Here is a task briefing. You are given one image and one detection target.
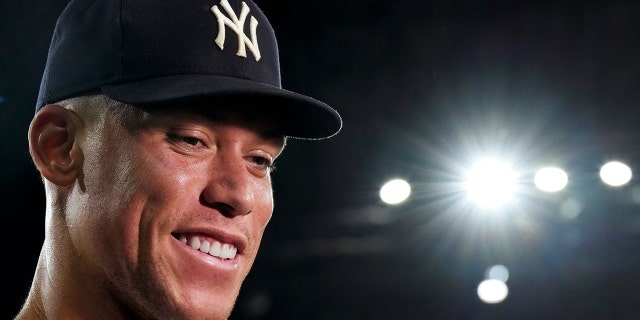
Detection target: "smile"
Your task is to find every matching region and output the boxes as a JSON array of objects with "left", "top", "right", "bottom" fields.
[{"left": 176, "top": 234, "right": 238, "bottom": 260}]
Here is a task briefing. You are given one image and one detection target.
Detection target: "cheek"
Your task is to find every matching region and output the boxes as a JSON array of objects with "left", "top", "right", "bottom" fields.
[
  {"left": 63, "top": 155, "right": 142, "bottom": 276},
  {"left": 80, "top": 132, "right": 154, "bottom": 238},
  {"left": 253, "top": 177, "right": 275, "bottom": 225}
]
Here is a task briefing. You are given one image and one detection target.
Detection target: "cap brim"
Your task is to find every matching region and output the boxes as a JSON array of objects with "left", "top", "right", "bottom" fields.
[{"left": 101, "top": 74, "right": 342, "bottom": 140}]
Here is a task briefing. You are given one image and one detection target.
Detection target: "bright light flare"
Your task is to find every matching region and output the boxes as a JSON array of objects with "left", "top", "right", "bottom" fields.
[
  {"left": 464, "top": 159, "right": 517, "bottom": 209},
  {"left": 534, "top": 167, "right": 568, "bottom": 192},
  {"left": 379, "top": 178, "right": 411, "bottom": 205},
  {"left": 477, "top": 279, "right": 509, "bottom": 304},
  {"left": 600, "top": 161, "right": 632, "bottom": 187}
]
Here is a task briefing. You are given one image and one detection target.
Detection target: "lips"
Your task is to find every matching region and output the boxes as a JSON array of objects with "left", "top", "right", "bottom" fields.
[{"left": 175, "top": 234, "right": 238, "bottom": 260}]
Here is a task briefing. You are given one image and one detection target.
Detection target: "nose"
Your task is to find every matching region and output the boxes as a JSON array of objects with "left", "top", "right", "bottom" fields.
[{"left": 200, "top": 152, "right": 255, "bottom": 217}]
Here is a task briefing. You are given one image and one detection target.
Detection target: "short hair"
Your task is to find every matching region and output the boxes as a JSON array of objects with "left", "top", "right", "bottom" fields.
[{"left": 54, "top": 94, "right": 145, "bottom": 133}]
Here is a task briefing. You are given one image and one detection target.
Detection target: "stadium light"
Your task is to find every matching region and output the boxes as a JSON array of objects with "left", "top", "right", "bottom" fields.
[
  {"left": 380, "top": 178, "right": 412, "bottom": 205},
  {"left": 600, "top": 161, "right": 632, "bottom": 187},
  {"left": 464, "top": 159, "right": 517, "bottom": 209},
  {"left": 534, "top": 166, "right": 568, "bottom": 192}
]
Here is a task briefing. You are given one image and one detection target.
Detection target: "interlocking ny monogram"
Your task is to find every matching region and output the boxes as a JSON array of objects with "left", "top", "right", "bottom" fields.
[{"left": 211, "top": 0, "right": 261, "bottom": 61}]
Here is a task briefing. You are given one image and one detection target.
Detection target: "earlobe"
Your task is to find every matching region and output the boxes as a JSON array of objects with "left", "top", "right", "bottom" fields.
[{"left": 29, "top": 104, "right": 83, "bottom": 186}]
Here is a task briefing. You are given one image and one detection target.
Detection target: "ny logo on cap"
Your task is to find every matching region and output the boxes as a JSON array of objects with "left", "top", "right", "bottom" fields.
[{"left": 211, "top": 0, "right": 261, "bottom": 61}]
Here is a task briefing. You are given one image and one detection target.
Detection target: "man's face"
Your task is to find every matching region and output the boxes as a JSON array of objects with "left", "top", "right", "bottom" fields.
[{"left": 68, "top": 104, "right": 285, "bottom": 319}]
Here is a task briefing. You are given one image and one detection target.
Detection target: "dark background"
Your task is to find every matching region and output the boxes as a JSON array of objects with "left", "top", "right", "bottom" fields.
[{"left": 4, "top": 0, "right": 640, "bottom": 319}]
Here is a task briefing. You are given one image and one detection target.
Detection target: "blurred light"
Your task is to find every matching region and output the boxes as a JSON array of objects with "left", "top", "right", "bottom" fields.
[
  {"left": 379, "top": 178, "right": 411, "bottom": 205},
  {"left": 485, "top": 264, "right": 509, "bottom": 282},
  {"left": 534, "top": 167, "right": 568, "bottom": 192},
  {"left": 559, "top": 198, "right": 583, "bottom": 221},
  {"left": 464, "top": 159, "right": 516, "bottom": 209},
  {"left": 631, "top": 186, "right": 640, "bottom": 205},
  {"left": 242, "top": 290, "right": 272, "bottom": 317},
  {"left": 477, "top": 279, "right": 509, "bottom": 304},
  {"left": 600, "top": 161, "right": 632, "bottom": 187}
]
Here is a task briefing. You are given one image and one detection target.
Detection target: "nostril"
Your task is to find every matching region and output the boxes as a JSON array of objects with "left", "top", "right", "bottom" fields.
[{"left": 199, "top": 194, "right": 238, "bottom": 217}]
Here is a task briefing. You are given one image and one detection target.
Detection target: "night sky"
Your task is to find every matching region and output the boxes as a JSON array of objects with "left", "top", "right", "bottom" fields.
[{"left": 3, "top": 0, "right": 640, "bottom": 319}]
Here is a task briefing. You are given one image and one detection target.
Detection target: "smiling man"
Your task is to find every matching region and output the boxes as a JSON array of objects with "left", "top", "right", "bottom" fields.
[{"left": 15, "top": 0, "right": 341, "bottom": 319}]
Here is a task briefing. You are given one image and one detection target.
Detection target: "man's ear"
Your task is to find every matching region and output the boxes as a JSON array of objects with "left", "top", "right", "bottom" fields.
[{"left": 29, "top": 104, "right": 83, "bottom": 186}]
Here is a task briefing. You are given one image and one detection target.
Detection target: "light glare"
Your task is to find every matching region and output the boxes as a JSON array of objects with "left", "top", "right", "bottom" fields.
[
  {"left": 600, "top": 161, "right": 632, "bottom": 187},
  {"left": 477, "top": 279, "right": 509, "bottom": 304},
  {"left": 379, "top": 179, "right": 411, "bottom": 205},
  {"left": 465, "top": 159, "right": 516, "bottom": 208},
  {"left": 534, "top": 167, "right": 568, "bottom": 192}
]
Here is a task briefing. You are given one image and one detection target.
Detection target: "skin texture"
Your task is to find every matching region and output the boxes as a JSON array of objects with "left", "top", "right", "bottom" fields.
[{"left": 17, "top": 95, "right": 286, "bottom": 320}]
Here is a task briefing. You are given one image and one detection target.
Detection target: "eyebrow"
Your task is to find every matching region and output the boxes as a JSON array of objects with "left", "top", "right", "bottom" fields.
[{"left": 140, "top": 101, "right": 290, "bottom": 140}]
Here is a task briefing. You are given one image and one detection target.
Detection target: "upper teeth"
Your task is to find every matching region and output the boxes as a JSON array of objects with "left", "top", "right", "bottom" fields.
[{"left": 179, "top": 235, "right": 237, "bottom": 260}]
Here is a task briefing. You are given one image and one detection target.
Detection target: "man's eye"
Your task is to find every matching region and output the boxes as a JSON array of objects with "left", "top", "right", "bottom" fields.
[
  {"left": 181, "top": 136, "right": 201, "bottom": 146},
  {"left": 250, "top": 156, "right": 276, "bottom": 172},
  {"left": 167, "top": 133, "right": 203, "bottom": 148}
]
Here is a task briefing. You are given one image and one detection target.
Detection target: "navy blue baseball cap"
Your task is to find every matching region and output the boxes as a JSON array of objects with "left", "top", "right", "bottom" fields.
[{"left": 36, "top": 0, "right": 341, "bottom": 139}]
